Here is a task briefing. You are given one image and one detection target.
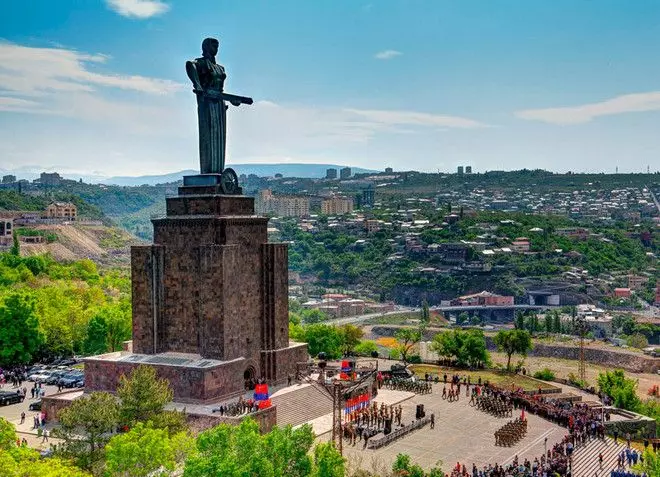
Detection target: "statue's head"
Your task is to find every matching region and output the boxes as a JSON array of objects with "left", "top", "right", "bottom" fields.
[{"left": 202, "top": 38, "right": 219, "bottom": 58}]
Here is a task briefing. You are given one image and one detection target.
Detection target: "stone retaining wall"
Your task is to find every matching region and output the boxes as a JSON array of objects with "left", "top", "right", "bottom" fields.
[
  {"left": 185, "top": 405, "right": 277, "bottom": 434},
  {"left": 371, "top": 326, "right": 659, "bottom": 374},
  {"left": 523, "top": 343, "right": 659, "bottom": 374}
]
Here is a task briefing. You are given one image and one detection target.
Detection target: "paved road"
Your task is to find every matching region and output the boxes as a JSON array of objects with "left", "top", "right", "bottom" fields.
[
  {"left": 647, "top": 184, "right": 660, "bottom": 215},
  {"left": 325, "top": 308, "right": 414, "bottom": 326},
  {"left": 0, "top": 383, "right": 61, "bottom": 450}
]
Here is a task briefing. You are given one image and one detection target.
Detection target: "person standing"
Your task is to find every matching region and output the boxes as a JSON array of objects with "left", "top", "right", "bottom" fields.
[
  {"left": 42, "top": 429, "right": 48, "bottom": 443},
  {"left": 20, "top": 412, "right": 25, "bottom": 425},
  {"left": 430, "top": 413, "right": 435, "bottom": 429}
]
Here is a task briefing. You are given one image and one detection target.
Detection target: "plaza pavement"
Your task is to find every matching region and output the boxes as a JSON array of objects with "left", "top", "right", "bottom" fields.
[
  {"left": 0, "top": 383, "right": 62, "bottom": 451},
  {"left": 319, "top": 381, "right": 569, "bottom": 472}
]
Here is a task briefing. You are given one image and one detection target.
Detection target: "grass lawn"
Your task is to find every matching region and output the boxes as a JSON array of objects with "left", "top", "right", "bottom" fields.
[{"left": 409, "top": 364, "right": 559, "bottom": 392}]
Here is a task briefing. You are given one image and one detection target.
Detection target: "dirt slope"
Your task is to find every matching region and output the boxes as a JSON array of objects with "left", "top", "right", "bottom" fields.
[{"left": 19, "top": 224, "right": 143, "bottom": 265}]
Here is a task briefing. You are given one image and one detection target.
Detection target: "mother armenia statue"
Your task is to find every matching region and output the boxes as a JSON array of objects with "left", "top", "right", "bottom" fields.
[{"left": 186, "top": 37, "right": 252, "bottom": 177}]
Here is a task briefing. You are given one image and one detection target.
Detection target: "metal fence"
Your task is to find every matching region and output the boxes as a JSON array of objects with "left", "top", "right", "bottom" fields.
[{"left": 367, "top": 416, "right": 431, "bottom": 449}]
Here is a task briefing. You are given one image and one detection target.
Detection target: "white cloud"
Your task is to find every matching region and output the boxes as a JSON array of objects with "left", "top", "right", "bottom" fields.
[
  {"left": 516, "top": 91, "right": 660, "bottom": 125},
  {"left": 345, "top": 108, "right": 488, "bottom": 129},
  {"left": 374, "top": 50, "right": 402, "bottom": 60},
  {"left": 0, "top": 42, "right": 187, "bottom": 136},
  {"left": 0, "top": 42, "right": 182, "bottom": 97},
  {"left": 105, "top": 0, "right": 170, "bottom": 19}
]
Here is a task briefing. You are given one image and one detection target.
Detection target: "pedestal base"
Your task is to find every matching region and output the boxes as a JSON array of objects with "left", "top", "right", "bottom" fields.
[{"left": 181, "top": 174, "right": 243, "bottom": 196}]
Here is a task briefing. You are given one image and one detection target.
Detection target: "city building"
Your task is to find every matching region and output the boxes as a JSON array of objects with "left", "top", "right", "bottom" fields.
[
  {"left": 655, "top": 286, "right": 660, "bottom": 305},
  {"left": 302, "top": 294, "right": 367, "bottom": 318},
  {"left": 361, "top": 186, "right": 375, "bottom": 207},
  {"left": 340, "top": 167, "right": 352, "bottom": 180},
  {"left": 38, "top": 172, "right": 63, "bottom": 186},
  {"left": 2, "top": 175, "right": 16, "bottom": 184},
  {"left": 627, "top": 274, "right": 648, "bottom": 290},
  {"left": 0, "top": 218, "right": 13, "bottom": 246},
  {"left": 364, "top": 219, "right": 381, "bottom": 234},
  {"left": 325, "top": 168, "right": 337, "bottom": 179},
  {"left": 385, "top": 167, "right": 393, "bottom": 173},
  {"left": 255, "top": 190, "right": 309, "bottom": 217},
  {"left": 511, "top": 238, "right": 531, "bottom": 253},
  {"left": 613, "top": 288, "right": 632, "bottom": 299},
  {"left": 457, "top": 166, "right": 464, "bottom": 175},
  {"left": 451, "top": 291, "right": 514, "bottom": 307},
  {"left": 44, "top": 202, "right": 77, "bottom": 220},
  {"left": 465, "top": 166, "right": 472, "bottom": 174},
  {"left": 321, "top": 197, "right": 354, "bottom": 215}
]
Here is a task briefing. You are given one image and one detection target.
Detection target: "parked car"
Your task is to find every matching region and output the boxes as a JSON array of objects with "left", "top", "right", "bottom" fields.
[
  {"left": 28, "top": 370, "right": 54, "bottom": 382},
  {"left": 29, "top": 399, "right": 42, "bottom": 411},
  {"left": 0, "top": 391, "right": 25, "bottom": 406},
  {"left": 59, "top": 372, "right": 84, "bottom": 388},
  {"left": 46, "top": 370, "right": 69, "bottom": 385}
]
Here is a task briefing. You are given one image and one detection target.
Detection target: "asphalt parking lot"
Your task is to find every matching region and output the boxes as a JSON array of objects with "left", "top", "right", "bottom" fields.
[{"left": 0, "top": 383, "right": 62, "bottom": 448}]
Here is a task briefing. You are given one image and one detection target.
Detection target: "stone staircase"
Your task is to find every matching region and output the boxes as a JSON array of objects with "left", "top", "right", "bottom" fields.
[
  {"left": 271, "top": 383, "right": 333, "bottom": 428},
  {"left": 571, "top": 437, "right": 630, "bottom": 477}
]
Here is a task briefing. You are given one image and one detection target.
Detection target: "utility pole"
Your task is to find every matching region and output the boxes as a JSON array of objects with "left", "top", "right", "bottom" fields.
[{"left": 577, "top": 315, "right": 586, "bottom": 383}]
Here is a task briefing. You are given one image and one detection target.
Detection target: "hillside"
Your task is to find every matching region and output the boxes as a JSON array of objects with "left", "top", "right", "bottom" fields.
[
  {"left": 103, "top": 163, "right": 378, "bottom": 185},
  {"left": 0, "top": 190, "right": 106, "bottom": 221},
  {"left": 18, "top": 223, "right": 143, "bottom": 265}
]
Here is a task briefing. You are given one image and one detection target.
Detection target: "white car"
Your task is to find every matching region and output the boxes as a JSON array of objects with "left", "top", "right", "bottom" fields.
[{"left": 28, "top": 371, "right": 53, "bottom": 382}]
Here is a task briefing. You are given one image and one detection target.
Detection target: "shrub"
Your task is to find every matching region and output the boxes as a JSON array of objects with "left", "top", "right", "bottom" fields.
[{"left": 533, "top": 368, "right": 556, "bottom": 381}]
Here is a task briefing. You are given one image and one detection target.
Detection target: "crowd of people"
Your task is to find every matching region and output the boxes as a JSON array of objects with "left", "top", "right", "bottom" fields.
[
  {"left": 343, "top": 402, "right": 405, "bottom": 448},
  {"left": 494, "top": 417, "right": 528, "bottom": 447},
  {"left": 384, "top": 377, "right": 432, "bottom": 394},
  {"left": 0, "top": 366, "right": 28, "bottom": 388},
  {"left": 444, "top": 382, "right": 649, "bottom": 477},
  {"left": 211, "top": 397, "right": 260, "bottom": 416}
]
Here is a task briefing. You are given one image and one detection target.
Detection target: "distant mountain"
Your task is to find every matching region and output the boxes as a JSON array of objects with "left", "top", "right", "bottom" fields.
[
  {"left": 100, "top": 170, "right": 198, "bottom": 186},
  {"left": 101, "top": 163, "right": 378, "bottom": 186}
]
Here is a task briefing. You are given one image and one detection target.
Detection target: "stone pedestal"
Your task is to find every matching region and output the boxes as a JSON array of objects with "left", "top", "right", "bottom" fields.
[{"left": 84, "top": 191, "right": 307, "bottom": 404}]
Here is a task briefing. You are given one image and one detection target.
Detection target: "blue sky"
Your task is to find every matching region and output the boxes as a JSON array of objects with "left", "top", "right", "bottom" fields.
[{"left": 1, "top": 0, "right": 660, "bottom": 177}]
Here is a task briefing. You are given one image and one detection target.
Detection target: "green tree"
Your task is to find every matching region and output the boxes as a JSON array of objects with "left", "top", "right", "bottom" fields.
[
  {"left": 116, "top": 365, "right": 175, "bottom": 429},
  {"left": 514, "top": 311, "right": 525, "bottom": 330},
  {"left": 300, "top": 309, "right": 328, "bottom": 324},
  {"left": 391, "top": 453, "right": 435, "bottom": 477},
  {"left": 394, "top": 328, "right": 422, "bottom": 365},
  {"left": 10, "top": 234, "right": 19, "bottom": 257},
  {"left": 184, "top": 419, "right": 318, "bottom": 477},
  {"left": 53, "top": 392, "right": 120, "bottom": 472},
  {"left": 552, "top": 312, "right": 562, "bottom": 333},
  {"left": 312, "top": 442, "right": 345, "bottom": 477},
  {"left": 83, "top": 314, "right": 108, "bottom": 355},
  {"left": 420, "top": 300, "right": 430, "bottom": 324},
  {"left": 597, "top": 369, "right": 641, "bottom": 411},
  {"left": 105, "top": 422, "right": 193, "bottom": 477},
  {"left": 0, "top": 446, "right": 93, "bottom": 477},
  {"left": 493, "top": 329, "right": 533, "bottom": 371},
  {"left": 338, "top": 324, "right": 363, "bottom": 355},
  {"left": 298, "top": 324, "right": 343, "bottom": 359},
  {"left": 0, "top": 293, "right": 43, "bottom": 366},
  {"left": 456, "top": 312, "right": 469, "bottom": 326},
  {"left": 626, "top": 332, "right": 648, "bottom": 349},
  {"left": 430, "top": 329, "right": 489, "bottom": 368},
  {"left": 0, "top": 418, "right": 16, "bottom": 450},
  {"left": 103, "top": 304, "right": 132, "bottom": 352},
  {"left": 354, "top": 340, "right": 378, "bottom": 356},
  {"left": 544, "top": 314, "right": 553, "bottom": 333},
  {"left": 633, "top": 448, "right": 660, "bottom": 477}
]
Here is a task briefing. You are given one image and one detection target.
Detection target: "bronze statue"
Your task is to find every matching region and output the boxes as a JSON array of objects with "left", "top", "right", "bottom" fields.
[{"left": 186, "top": 38, "right": 252, "bottom": 181}]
